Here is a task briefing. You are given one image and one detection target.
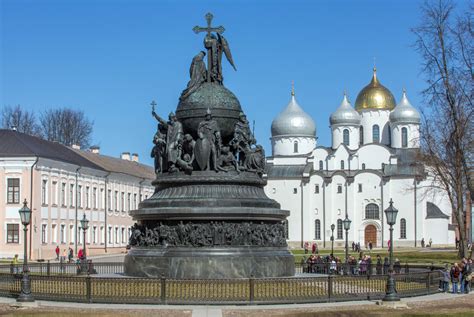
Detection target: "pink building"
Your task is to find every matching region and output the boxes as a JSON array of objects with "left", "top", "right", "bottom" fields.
[{"left": 0, "top": 129, "right": 154, "bottom": 260}]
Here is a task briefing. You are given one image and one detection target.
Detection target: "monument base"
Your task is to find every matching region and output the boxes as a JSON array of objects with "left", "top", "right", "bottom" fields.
[{"left": 124, "top": 246, "right": 295, "bottom": 278}]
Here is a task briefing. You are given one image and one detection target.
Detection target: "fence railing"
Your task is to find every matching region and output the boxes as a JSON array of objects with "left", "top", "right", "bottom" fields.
[{"left": 0, "top": 269, "right": 443, "bottom": 305}]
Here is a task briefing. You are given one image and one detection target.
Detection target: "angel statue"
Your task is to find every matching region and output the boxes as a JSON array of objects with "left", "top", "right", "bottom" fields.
[{"left": 193, "top": 12, "right": 236, "bottom": 85}]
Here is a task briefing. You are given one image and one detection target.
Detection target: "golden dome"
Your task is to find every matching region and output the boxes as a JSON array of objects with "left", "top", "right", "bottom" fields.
[{"left": 355, "top": 67, "right": 396, "bottom": 111}]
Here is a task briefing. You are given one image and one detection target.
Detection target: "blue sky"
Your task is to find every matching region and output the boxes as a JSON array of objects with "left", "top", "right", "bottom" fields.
[{"left": 0, "top": 0, "right": 460, "bottom": 165}]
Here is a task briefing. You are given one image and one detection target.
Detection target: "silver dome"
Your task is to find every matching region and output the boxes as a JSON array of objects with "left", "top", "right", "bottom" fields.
[
  {"left": 271, "top": 93, "right": 316, "bottom": 137},
  {"left": 330, "top": 94, "right": 361, "bottom": 126},
  {"left": 389, "top": 90, "right": 420, "bottom": 124}
]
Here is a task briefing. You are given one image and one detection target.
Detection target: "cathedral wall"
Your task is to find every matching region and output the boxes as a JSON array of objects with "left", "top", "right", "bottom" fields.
[
  {"left": 390, "top": 124, "right": 420, "bottom": 149},
  {"left": 359, "top": 110, "right": 391, "bottom": 145},
  {"left": 357, "top": 145, "right": 391, "bottom": 170},
  {"left": 271, "top": 136, "right": 316, "bottom": 157},
  {"left": 331, "top": 125, "right": 360, "bottom": 150}
]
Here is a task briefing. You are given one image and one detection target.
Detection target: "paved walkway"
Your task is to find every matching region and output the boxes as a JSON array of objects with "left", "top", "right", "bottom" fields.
[{"left": 1, "top": 292, "right": 470, "bottom": 317}]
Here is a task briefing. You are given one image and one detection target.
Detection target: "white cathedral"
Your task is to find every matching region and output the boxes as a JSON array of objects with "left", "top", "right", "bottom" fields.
[{"left": 264, "top": 68, "right": 455, "bottom": 249}]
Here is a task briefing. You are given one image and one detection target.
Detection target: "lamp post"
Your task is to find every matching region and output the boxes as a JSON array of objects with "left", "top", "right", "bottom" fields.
[
  {"left": 79, "top": 214, "right": 89, "bottom": 274},
  {"left": 343, "top": 216, "right": 351, "bottom": 274},
  {"left": 17, "top": 199, "right": 34, "bottom": 302},
  {"left": 330, "top": 223, "right": 335, "bottom": 256},
  {"left": 383, "top": 199, "right": 400, "bottom": 302}
]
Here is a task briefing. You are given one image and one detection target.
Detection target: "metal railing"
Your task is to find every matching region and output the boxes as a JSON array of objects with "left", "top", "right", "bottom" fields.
[{"left": 0, "top": 267, "right": 444, "bottom": 305}]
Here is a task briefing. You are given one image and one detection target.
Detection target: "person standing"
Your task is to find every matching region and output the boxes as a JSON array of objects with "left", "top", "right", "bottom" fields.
[
  {"left": 68, "top": 247, "right": 74, "bottom": 263},
  {"left": 428, "top": 238, "right": 432, "bottom": 248},
  {"left": 55, "top": 245, "right": 60, "bottom": 260},
  {"left": 461, "top": 259, "right": 471, "bottom": 294},
  {"left": 11, "top": 254, "right": 19, "bottom": 274},
  {"left": 450, "top": 263, "right": 461, "bottom": 293},
  {"left": 376, "top": 255, "right": 382, "bottom": 275},
  {"left": 304, "top": 241, "right": 309, "bottom": 254},
  {"left": 421, "top": 238, "right": 425, "bottom": 248}
]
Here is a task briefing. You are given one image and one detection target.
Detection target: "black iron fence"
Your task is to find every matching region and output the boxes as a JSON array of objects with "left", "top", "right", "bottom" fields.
[{"left": 0, "top": 264, "right": 444, "bottom": 305}]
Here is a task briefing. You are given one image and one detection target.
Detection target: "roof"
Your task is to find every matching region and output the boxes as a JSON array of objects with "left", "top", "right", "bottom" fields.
[
  {"left": 0, "top": 129, "right": 155, "bottom": 180},
  {"left": 73, "top": 150, "right": 155, "bottom": 180},
  {"left": 266, "top": 165, "right": 307, "bottom": 178},
  {"left": 271, "top": 93, "right": 316, "bottom": 137},
  {"left": 426, "top": 202, "right": 449, "bottom": 219},
  {"left": 0, "top": 129, "right": 101, "bottom": 169}
]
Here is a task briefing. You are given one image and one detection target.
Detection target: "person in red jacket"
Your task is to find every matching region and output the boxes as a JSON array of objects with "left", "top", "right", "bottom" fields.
[
  {"left": 55, "top": 245, "right": 60, "bottom": 260},
  {"left": 78, "top": 248, "right": 84, "bottom": 260}
]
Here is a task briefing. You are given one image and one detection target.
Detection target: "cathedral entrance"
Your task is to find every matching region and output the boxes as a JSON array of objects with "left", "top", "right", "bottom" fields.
[{"left": 364, "top": 225, "right": 377, "bottom": 247}]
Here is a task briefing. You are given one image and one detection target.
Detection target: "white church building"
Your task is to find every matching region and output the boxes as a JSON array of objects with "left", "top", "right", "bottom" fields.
[{"left": 264, "top": 68, "right": 455, "bottom": 249}]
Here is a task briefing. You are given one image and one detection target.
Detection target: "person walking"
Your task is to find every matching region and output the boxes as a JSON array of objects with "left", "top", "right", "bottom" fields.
[
  {"left": 450, "top": 263, "right": 461, "bottom": 293},
  {"left": 441, "top": 264, "right": 450, "bottom": 292},
  {"left": 55, "top": 245, "right": 60, "bottom": 260},
  {"left": 368, "top": 241, "right": 373, "bottom": 251},
  {"left": 461, "top": 259, "right": 471, "bottom": 294},
  {"left": 383, "top": 257, "right": 389, "bottom": 275},
  {"left": 421, "top": 238, "right": 425, "bottom": 248},
  {"left": 376, "top": 255, "right": 382, "bottom": 275},
  {"left": 11, "top": 254, "right": 19, "bottom": 274}
]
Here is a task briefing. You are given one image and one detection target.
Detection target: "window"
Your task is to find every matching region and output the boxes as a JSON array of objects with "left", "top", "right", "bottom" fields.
[
  {"left": 78, "top": 185, "right": 82, "bottom": 208},
  {"left": 42, "top": 179, "right": 48, "bottom": 205},
  {"left": 293, "top": 188, "right": 298, "bottom": 194},
  {"left": 284, "top": 220, "right": 289, "bottom": 239},
  {"left": 100, "top": 226, "right": 104, "bottom": 244},
  {"left": 85, "top": 186, "right": 90, "bottom": 209},
  {"left": 362, "top": 163, "right": 366, "bottom": 170},
  {"left": 69, "top": 225, "right": 75, "bottom": 243},
  {"left": 7, "top": 178, "right": 20, "bottom": 204},
  {"left": 402, "top": 127, "right": 408, "bottom": 148},
  {"left": 93, "top": 226, "right": 97, "bottom": 244},
  {"left": 121, "top": 192, "right": 125, "bottom": 212},
  {"left": 127, "top": 193, "right": 131, "bottom": 211},
  {"left": 51, "top": 224, "right": 57, "bottom": 243},
  {"left": 99, "top": 188, "right": 104, "bottom": 209},
  {"left": 360, "top": 126, "right": 364, "bottom": 145},
  {"left": 315, "top": 220, "right": 321, "bottom": 240},
  {"left": 108, "top": 226, "right": 112, "bottom": 243},
  {"left": 121, "top": 228, "right": 125, "bottom": 243},
  {"left": 340, "top": 160, "right": 345, "bottom": 170},
  {"left": 52, "top": 181, "right": 58, "bottom": 205},
  {"left": 358, "top": 183, "right": 363, "bottom": 192},
  {"left": 108, "top": 190, "right": 112, "bottom": 211},
  {"left": 372, "top": 125, "right": 380, "bottom": 143},
  {"left": 365, "top": 203, "right": 379, "bottom": 219},
  {"left": 42, "top": 224, "right": 47, "bottom": 244},
  {"left": 60, "top": 224, "right": 66, "bottom": 243},
  {"left": 93, "top": 187, "right": 97, "bottom": 209},
  {"left": 114, "top": 191, "right": 118, "bottom": 211},
  {"left": 315, "top": 184, "right": 319, "bottom": 194},
  {"left": 115, "top": 227, "right": 119, "bottom": 243},
  {"left": 337, "top": 185, "right": 342, "bottom": 194},
  {"left": 61, "top": 183, "right": 66, "bottom": 206},
  {"left": 293, "top": 141, "right": 298, "bottom": 153},
  {"left": 133, "top": 194, "right": 137, "bottom": 209},
  {"left": 337, "top": 219, "right": 343, "bottom": 239},
  {"left": 6, "top": 224, "right": 19, "bottom": 243},
  {"left": 319, "top": 160, "right": 324, "bottom": 171},
  {"left": 69, "top": 184, "right": 74, "bottom": 207},
  {"left": 343, "top": 129, "right": 349, "bottom": 146},
  {"left": 400, "top": 218, "right": 407, "bottom": 239}
]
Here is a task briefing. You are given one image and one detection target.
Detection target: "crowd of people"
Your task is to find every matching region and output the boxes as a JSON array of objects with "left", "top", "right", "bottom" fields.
[{"left": 439, "top": 258, "right": 472, "bottom": 294}]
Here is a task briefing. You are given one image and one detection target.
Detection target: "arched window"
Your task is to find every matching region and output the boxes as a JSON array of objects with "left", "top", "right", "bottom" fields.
[
  {"left": 401, "top": 127, "right": 408, "bottom": 148},
  {"left": 400, "top": 218, "right": 406, "bottom": 239},
  {"left": 340, "top": 160, "right": 345, "bottom": 170},
  {"left": 372, "top": 125, "right": 380, "bottom": 143},
  {"left": 388, "top": 126, "right": 391, "bottom": 146},
  {"left": 365, "top": 203, "right": 380, "bottom": 219},
  {"left": 315, "top": 220, "right": 321, "bottom": 240},
  {"left": 362, "top": 163, "right": 366, "bottom": 170},
  {"left": 343, "top": 129, "right": 350, "bottom": 146},
  {"left": 337, "top": 219, "right": 343, "bottom": 239},
  {"left": 284, "top": 220, "right": 289, "bottom": 239},
  {"left": 360, "top": 126, "right": 364, "bottom": 145},
  {"left": 293, "top": 141, "right": 298, "bottom": 153},
  {"left": 319, "top": 160, "right": 324, "bottom": 171}
]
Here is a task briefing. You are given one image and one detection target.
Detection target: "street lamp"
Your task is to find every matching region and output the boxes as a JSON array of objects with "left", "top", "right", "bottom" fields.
[
  {"left": 17, "top": 199, "right": 34, "bottom": 302},
  {"left": 383, "top": 199, "right": 400, "bottom": 302},
  {"left": 343, "top": 216, "right": 351, "bottom": 274},
  {"left": 79, "top": 214, "right": 89, "bottom": 274},
  {"left": 330, "top": 223, "right": 335, "bottom": 256}
]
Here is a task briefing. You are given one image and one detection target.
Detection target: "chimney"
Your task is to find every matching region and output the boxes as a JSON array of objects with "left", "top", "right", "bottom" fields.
[
  {"left": 121, "top": 152, "right": 131, "bottom": 160},
  {"left": 90, "top": 146, "right": 100, "bottom": 154},
  {"left": 131, "top": 153, "right": 139, "bottom": 162},
  {"left": 72, "top": 144, "right": 81, "bottom": 150}
]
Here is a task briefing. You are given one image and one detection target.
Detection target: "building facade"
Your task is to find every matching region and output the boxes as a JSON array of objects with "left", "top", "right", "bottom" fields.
[
  {"left": 265, "top": 69, "right": 455, "bottom": 249},
  {"left": 0, "top": 130, "right": 154, "bottom": 260}
]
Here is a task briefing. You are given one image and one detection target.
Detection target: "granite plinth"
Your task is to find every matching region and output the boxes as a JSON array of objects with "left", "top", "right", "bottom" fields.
[{"left": 124, "top": 247, "right": 295, "bottom": 278}]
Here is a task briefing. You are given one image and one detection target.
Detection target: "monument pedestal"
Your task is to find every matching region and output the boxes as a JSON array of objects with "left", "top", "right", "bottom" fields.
[{"left": 125, "top": 246, "right": 294, "bottom": 278}]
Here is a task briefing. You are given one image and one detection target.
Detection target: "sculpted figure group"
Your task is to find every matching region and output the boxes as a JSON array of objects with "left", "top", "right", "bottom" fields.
[
  {"left": 129, "top": 221, "right": 287, "bottom": 248},
  {"left": 151, "top": 104, "right": 265, "bottom": 176}
]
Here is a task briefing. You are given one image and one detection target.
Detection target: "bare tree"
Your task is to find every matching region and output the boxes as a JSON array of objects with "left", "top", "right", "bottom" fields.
[
  {"left": 39, "top": 108, "right": 93, "bottom": 148},
  {"left": 1, "top": 105, "right": 41, "bottom": 136},
  {"left": 412, "top": 0, "right": 473, "bottom": 258}
]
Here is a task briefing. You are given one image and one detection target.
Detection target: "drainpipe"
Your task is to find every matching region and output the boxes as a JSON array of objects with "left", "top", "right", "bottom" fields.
[
  {"left": 414, "top": 179, "right": 417, "bottom": 247},
  {"left": 74, "top": 166, "right": 81, "bottom": 255},
  {"left": 323, "top": 179, "right": 326, "bottom": 248},
  {"left": 104, "top": 172, "right": 111, "bottom": 253},
  {"left": 300, "top": 181, "right": 304, "bottom": 248},
  {"left": 380, "top": 179, "right": 384, "bottom": 248},
  {"left": 29, "top": 157, "right": 39, "bottom": 260}
]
